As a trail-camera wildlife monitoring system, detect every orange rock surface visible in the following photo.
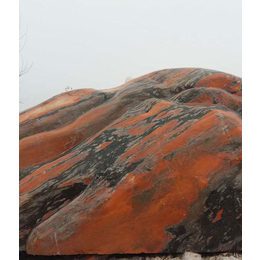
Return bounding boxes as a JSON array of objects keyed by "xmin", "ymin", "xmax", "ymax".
[{"xmin": 19, "ymin": 68, "xmax": 242, "ymax": 255}]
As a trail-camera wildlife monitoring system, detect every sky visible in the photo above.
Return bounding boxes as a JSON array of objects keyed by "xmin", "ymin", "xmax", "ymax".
[{"xmin": 19, "ymin": 0, "xmax": 242, "ymax": 111}]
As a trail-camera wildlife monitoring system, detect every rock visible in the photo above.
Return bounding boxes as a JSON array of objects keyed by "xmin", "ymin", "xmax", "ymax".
[
  {"xmin": 181, "ymin": 252, "xmax": 202, "ymax": 260},
  {"xmin": 19, "ymin": 68, "xmax": 242, "ymax": 255}
]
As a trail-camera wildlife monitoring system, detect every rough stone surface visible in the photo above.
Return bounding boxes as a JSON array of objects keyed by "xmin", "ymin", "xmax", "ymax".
[{"xmin": 19, "ymin": 68, "xmax": 242, "ymax": 255}]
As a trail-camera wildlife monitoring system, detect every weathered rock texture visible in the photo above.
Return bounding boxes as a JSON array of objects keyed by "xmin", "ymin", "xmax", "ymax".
[{"xmin": 19, "ymin": 68, "xmax": 242, "ymax": 255}]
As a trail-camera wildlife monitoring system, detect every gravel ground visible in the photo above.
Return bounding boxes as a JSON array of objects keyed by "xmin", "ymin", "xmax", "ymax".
[{"xmin": 109, "ymin": 253, "xmax": 242, "ymax": 260}]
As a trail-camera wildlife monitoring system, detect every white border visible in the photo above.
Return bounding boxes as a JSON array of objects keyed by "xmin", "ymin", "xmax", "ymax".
[
  {"xmin": 242, "ymin": 0, "xmax": 260, "ymax": 258},
  {"xmin": 0, "ymin": 0, "xmax": 19, "ymax": 259}
]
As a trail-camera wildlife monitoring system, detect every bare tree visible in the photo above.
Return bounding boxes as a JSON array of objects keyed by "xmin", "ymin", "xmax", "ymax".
[
  {"xmin": 19, "ymin": 21, "xmax": 32, "ymax": 78},
  {"xmin": 19, "ymin": 20, "xmax": 33, "ymax": 104}
]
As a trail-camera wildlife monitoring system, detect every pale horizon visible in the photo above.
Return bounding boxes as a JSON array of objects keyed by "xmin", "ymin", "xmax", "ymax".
[{"xmin": 19, "ymin": 0, "xmax": 242, "ymax": 111}]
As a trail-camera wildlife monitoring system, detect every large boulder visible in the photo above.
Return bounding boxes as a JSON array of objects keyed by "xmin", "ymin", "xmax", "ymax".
[{"xmin": 19, "ymin": 68, "xmax": 242, "ymax": 255}]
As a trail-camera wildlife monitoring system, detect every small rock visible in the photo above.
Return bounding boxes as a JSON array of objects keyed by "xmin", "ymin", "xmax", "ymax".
[
  {"xmin": 181, "ymin": 252, "xmax": 202, "ymax": 260},
  {"xmin": 125, "ymin": 76, "xmax": 133, "ymax": 83}
]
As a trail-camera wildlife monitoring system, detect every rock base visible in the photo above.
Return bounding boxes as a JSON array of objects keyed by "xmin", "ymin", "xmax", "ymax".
[{"xmin": 19, "ymin": 252, "xmax": 242, "ymax": 260}]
